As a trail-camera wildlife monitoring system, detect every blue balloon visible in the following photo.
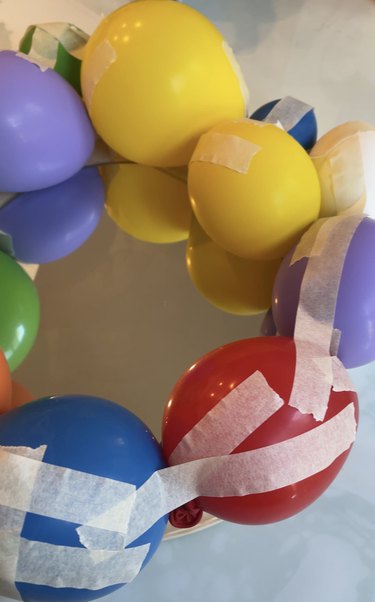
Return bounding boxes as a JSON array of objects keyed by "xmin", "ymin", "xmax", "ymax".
[
  {"xmin": 0, "ymin": 167, "xmax": 105, "ymax": 264},
  {"xmin": 250, "ymin": 98, "xmax": 318, "ymax": 150},
  {"xmin": 0, "ymin": 396, "xmax": 168, "ymax": 602}
]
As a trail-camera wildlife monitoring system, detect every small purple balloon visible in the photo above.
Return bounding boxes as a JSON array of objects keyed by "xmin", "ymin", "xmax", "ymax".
[
  {"xmin": 272, "ymin": 217, "xmax": 375, "ymax": 369},
  {"xmin": 0, "ymin": 51, "xmax": 95, "ymax": 192},
  {"xmin": 0, "ymin": 167, "xmax": 104, "ymax": 263}
]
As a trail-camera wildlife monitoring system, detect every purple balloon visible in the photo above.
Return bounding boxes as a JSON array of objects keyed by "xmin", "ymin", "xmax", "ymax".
[
  {"xmin": 260, "ymin": 308, "xmax": 277, "ymax": 336},
  {"xmin": 0, "ymin": 167, "xmax": 104, "ymax": 263},
  {"xmin": 0, "ymin": 51, "xmax": 95, "ymax": 192},
  {"xmin": 272, "ymin": 217, "xmax": 375, "ymax": 369}
]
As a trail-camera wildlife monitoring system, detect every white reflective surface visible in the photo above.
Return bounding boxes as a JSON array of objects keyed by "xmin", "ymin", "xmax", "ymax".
[{"xmin": 1, "ymin": 0, "xmax": 375, "ymax": 600}]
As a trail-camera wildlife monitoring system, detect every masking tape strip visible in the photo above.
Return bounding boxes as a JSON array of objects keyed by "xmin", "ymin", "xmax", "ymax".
[
  {"xmin": 222, "ymin": 41, "xmax": 250, "ymax": 111},
  {"xmin": 0, "ymin": 403, "xmax": 356, "ymax": 589},
  {"xmin": 15, "ymin": 52, "xmax": 50, "ymax": 72},
  {"xmin": 0, "ymin": 447, "xmax": 136, "ymax": 532},
  {"xmin": 83, "ymin": 39, "xmax": 117, "ymax": 109},
  {"xmin": 289, "ymin": 215, "xmax": 363, "ymax": 420},
  {"xmin": 190, "ymin": 132, "xmax": 260, "ymax": 175},
  {"xmin": 15, "ymin": 538, "xmax": 150, "ymax": 589},
  {"xmin": 169, "ymin": 370, "xmax": 284, "ymax": 464},
  {"xmin": 0, "ymin": 445, "xmax": 47, "ymax": 600},
  {"xmin": 291, "ymin": 217, "xmax": 332, "ymax": 264},
  {"xmin": 263, "ymin": 96, "xmax": 313, "ymax": 131},
  {"xmin": 330, "ymin": 134, "xmax": 366, "ymax": 214},
  {"xmin": 119, "ymin": 402, "xmax": 356, "ymax": 546},
  {"xmin": 359, "ymin": 131, "xmax": 375, "ymax": 210},
  {"xmin": 331, "ymin": 356, "xmax": 356, "ymax": 393},
  {"xmin": 24, "ymin": 23, "xmax": 89, "ymax": 61}
]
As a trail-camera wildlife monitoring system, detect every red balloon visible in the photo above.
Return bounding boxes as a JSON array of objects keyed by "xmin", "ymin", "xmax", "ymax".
[{"xmin": 162, "ymin": 336, "xmax": 358, "ymax": 525}]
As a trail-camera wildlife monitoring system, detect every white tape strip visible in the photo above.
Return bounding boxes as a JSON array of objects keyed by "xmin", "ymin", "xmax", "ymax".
[
  {"xmin": 0, "ymin": 447, "xmax": 136, "ymax": 532},
  {"xmin": 222, "ymin": 41, "xmax": 249, "ymax": 112},
  {"xmin": 190, "ymin": 132, "xmax": 260, "ymax": 174},
  {"xmin": 27, "ymin": 23, "xmax": 89, "ymax": 61},
  {"xmin": 263, "ymin": 96, "xmax": 313, "ymax": 131},
  {"xmin": 83, "ymin": 39, "xmax": 117, "ymax": 109},
  {"xmin": 169, "ymin": 371, "xmax": 284, "ymax": 464},
  {"xmin": 0, "ymin": 445, "xmax": 47, "ymax": 600},
  {"xmin": 289, "ymin": 215, "xmax": 363, "ymax": 420},
  {"xmin": 15, "ymin": 51, "xmax": 50, "ymax": 72},
  {"xmin": 119, "ymin": 402, "xmax": 356, "ymax": 547},
  {"xmin": 16, "ymin": 538, "xmax": 149, "ymax": 589}
]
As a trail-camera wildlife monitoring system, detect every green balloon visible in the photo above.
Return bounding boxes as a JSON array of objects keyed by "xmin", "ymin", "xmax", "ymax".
[{"xmin": 0, "ymin": 252, "xmax": 40, "ymax": 371}]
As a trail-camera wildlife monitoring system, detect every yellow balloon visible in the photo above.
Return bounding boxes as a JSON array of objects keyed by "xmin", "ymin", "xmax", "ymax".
[
  {"xmin": 81, "ymin": 1, "xmax": 248, "ymax": 167},
  {"xmin": 310, "ymin": 121, "xmax": 375, "ymax": 217},
  {"xmin": 188, "ymin": 119, "xmax": 321, "ymax": 260},
  {"xmin": 104, "ymin": 163, "xmax": 192, "ymax": 243},
  {"xmin": 187, "ymin": 217, "xmax": 281, "ymax": 315}
]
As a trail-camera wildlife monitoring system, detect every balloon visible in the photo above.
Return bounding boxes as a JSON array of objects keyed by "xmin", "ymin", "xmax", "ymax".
[
  {"xmin": 260, "ymin": 308, "xmax": 277, "ymax": 336},
  {"xmin": 10, "ymin": 381, "xmax": 34, "ymax": 409},
  {"xmin": 0, "ymin": 349, "xmax": 11, "ymax": 412},
  {"xmin": 0, "ymin": 51, "xmax": 95, "ymax": 192},
  {"xmin": 0, "ymin": 167, "xmax": 105, "ymax": 264},
  {"xmin": 104, "ymin": 164, "xmax": 191, "ymax": 243},
  {"xmin": 186, "ymin": 217, "xmax": 281, "ymax": 314},
  {"xmin": 310, "ymin": 121, "xmax": 375, "ymax": 217},
  {"xmin": 81, "ymin": 1, "xmax": 247, "ymax": 167},
  {"xmin": 188, "ymin": 119, "xmax": 321, "ymax": 260},
  {"xmin": 162, "ymin": 336, "xmax": 358, "ymax": 524},
  {"xmin": 0, "ymin": 395, "xmax": 168, "ymax": 601},
  {"xmin": 250, "ymin": 97, "xmax": 317, "ymax": 150},
  {"xmin": 272, "ymin": 217, "xmax": 375, "ymax": 369},
  {"xmin": 0, "ymin": 252, "xmax": 40, "ymax": 371}
]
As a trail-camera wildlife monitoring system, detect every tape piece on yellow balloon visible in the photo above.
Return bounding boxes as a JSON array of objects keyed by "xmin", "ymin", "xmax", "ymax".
[
  {"xmin": 191, "ymin": 131, "xmax": 260, "ymax": 174},
  {"xmin": 222, "ymin": 41, "xmax": 249, "ymax": 112},
  {"xmin": 82, "ymin": 39, "xmax": 117, "ymax": 109},
  {"xmin": 288, "ymin": 215, "xmax": 362, "ymax": 421}
]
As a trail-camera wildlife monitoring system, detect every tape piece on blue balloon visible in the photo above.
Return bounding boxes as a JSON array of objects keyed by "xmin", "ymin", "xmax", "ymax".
[{"xmin": 263, "ymin": 96, "xmax": 313, "ymax": 131}]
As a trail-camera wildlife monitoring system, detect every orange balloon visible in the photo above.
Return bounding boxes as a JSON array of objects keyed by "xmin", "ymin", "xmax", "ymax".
[
  {"xmin": 0, "ymin": 350, "xmax": 12, "ymax": 413},
  {"xmin": 11, "ymin": 381, "xmax": 34, "ymax": 409}
]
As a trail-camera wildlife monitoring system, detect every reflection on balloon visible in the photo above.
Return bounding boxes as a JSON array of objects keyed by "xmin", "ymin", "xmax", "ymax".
[
  {"xmin": 188, "ymin": 118, "xmax": 320, "ymax": 260},
  {"xmin": 0, "ymin": 252, "xmax": 40, "ymax": 371},
  {"xmin": 187, "ymin": 217, "xmax": 280, "ymax": 314},
  {"xmin": 0, "ymin": 167, "xmax": 105, "ymax": 264},
  {"xmin": 104, "ymin": 164, "xmax": 191, "ymax": 243}
]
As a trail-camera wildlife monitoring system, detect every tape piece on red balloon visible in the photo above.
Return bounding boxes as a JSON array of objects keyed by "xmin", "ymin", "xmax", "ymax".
[
  {"xmin": 190, "ymin": 131, "xmax": 261, "ymax": 174},
  {"xmin": 0, "ymin": 398, "xmax": 357, "ymax": 590},
  {"xmin": 289, "ymin": 215, "xmax": 362, "ymax": 420},
  {"xmin": 169, "ymin": 370, "xmax": 284, "ymax": 464},
  {"xmin": 263, "ymin": 96, "xmax": 313, "ymax": 131}
]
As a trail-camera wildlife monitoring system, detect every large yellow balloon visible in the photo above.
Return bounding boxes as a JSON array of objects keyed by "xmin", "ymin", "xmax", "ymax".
[
  {"xmin": 81, "ymin": 1, "xmax": 248, "ymax": 167},
  {"xmin": 187, "ymin": 217, "xmax": 281, "ymax": 315},
  {"xmin": 104, "ymin": 164, "xmax": 191, "ymax": 243},
  {"xmin": 188, "ymin": 119, "xmax": 321, "ymax": 260},
  {"xmin": 310, "ymin": 121, "xmax": 375, "ymax": 217}
]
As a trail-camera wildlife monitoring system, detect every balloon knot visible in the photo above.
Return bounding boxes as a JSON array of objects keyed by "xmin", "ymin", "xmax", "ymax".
[{"xmin": 169, "ymin": 499, "xmax": 203, "ymax": 529}]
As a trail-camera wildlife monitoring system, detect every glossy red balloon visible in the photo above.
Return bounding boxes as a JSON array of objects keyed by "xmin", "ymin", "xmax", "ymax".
[{"xmin": 162, "ymin": 336, "xmax": 358, "ymax": 524}]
